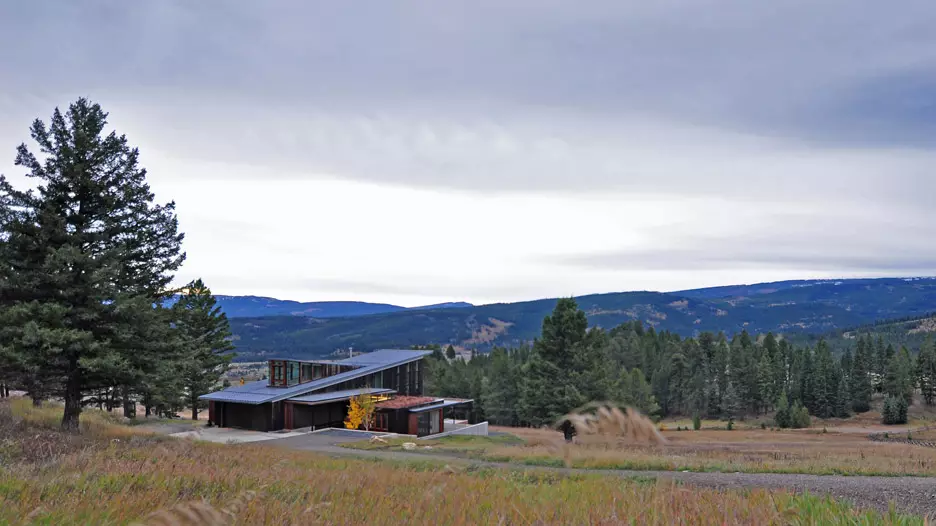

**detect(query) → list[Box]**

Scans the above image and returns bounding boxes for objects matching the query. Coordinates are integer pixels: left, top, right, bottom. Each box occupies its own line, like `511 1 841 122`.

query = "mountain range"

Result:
182 296 473 318
220 277 936 360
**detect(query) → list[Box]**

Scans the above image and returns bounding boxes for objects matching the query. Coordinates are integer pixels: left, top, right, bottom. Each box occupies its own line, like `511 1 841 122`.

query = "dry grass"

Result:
479 426 936 476
0 399 925 525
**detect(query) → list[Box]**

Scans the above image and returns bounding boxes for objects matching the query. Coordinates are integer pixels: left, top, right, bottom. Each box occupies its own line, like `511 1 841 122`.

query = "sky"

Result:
1 1 936 306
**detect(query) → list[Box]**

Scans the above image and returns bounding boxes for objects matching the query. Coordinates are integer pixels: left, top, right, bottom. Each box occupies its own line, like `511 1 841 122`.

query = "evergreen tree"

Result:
774 391 791 428
0 100 185 430
721 379 741 420
445 345 456 360
884 348 913 405
917 337 936 406
834 372 850 418
173 279 235 420
518 298 586 426
480 348 520 426
755 352 774 414
616 368 659 416
882 395 908 425
850 337 873 413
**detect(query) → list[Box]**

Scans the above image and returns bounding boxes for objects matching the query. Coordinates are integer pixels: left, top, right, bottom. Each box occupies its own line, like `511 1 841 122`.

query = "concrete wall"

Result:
418 422 488 440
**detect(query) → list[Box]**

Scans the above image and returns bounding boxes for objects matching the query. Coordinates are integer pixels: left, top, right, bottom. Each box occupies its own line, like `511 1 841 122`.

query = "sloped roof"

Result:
288 388 395 405
200 349 431 405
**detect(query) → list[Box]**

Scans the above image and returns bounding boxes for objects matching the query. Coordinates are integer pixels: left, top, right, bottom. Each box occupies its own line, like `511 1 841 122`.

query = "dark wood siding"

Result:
221 402 272 431
292 401 348 430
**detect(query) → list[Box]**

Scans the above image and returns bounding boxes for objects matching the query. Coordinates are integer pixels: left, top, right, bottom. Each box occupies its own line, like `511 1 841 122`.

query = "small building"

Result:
199 349 473 436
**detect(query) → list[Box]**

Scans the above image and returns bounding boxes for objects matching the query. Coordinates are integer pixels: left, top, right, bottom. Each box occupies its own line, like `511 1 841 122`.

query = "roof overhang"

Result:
286 388 396 406
408 399 474 413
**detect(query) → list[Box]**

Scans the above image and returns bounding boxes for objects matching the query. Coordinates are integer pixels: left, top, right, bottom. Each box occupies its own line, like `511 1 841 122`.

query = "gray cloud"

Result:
3 1 936 298
556 211 936 274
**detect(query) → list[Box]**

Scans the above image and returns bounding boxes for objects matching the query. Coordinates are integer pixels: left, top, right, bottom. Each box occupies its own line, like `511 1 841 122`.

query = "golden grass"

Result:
475 426 936 476
0 399 926 525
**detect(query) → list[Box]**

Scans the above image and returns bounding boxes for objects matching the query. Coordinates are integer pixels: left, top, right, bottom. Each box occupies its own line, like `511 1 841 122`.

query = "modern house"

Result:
200 349 473 436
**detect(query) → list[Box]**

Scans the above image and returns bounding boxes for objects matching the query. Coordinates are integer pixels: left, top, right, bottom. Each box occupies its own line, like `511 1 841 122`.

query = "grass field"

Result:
345 425 936 477
0 398 926 525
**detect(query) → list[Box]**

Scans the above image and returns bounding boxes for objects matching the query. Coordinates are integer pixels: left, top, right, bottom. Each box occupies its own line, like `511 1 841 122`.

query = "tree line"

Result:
425 298 936 427
0 100 234 429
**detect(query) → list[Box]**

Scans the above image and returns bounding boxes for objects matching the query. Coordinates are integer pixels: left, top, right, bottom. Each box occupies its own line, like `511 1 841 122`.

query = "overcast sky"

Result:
2 1 935 306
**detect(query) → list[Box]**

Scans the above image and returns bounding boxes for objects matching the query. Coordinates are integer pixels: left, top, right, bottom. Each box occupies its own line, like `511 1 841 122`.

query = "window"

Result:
270 361 286 387
287 362 300 386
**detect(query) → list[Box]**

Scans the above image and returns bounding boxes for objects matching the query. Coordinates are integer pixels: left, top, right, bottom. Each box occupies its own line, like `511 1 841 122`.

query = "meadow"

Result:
346 424 936 477
0 398 927 525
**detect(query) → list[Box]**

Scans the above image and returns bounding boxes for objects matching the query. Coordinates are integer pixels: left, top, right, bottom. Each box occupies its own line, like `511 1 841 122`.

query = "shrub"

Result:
760 422 767 430
726 418 734 431
692 413 701 431
882 396 908 425
790 401 811 429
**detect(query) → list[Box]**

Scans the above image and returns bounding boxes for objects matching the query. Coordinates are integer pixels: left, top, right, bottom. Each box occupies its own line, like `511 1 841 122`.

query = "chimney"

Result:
349 346 353 359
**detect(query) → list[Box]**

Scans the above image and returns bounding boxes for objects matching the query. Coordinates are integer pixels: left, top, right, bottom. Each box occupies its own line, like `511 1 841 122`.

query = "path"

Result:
261 431 936 518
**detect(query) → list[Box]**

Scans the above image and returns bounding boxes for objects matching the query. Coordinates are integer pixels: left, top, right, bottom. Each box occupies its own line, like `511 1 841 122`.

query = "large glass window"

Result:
270 361 286 387
287 362 300 386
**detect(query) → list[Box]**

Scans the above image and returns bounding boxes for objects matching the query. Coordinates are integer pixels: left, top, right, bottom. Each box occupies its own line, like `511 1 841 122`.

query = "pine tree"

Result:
445 345 456 360
774 391 791 428
0 99 185 430
518 298 586 426
917 337 936 406
480 348 520 426
834 372 850 418
722 379 741 420
850 338 873 413
755 352 774 414
173 279 235 420
573 328 614 403
884 348 913 405
813 341 836 418
617 368 659 416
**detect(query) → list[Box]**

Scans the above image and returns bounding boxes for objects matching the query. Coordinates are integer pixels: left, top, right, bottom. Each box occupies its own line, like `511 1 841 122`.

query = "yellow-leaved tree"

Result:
344 394 376 430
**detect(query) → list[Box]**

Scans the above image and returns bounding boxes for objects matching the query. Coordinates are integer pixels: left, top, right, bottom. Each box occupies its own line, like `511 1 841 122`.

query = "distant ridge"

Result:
225 277 936 360
166 295 474 319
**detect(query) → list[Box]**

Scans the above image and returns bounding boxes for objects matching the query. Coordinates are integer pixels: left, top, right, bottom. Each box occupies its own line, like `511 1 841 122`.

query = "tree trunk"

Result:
122 386 136 419
191 396 199 421
31 395 42 407
145 405 152 418
62 366 81 432
2 385 7 398
0 384 5 398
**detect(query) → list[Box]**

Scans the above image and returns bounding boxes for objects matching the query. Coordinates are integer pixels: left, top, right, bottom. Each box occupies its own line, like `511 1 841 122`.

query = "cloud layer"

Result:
1 1 935 303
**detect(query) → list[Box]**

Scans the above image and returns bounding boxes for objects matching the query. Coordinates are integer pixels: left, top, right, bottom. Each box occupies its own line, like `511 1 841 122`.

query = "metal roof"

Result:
288 388 395 405
200 349 431 405
408 399 474 413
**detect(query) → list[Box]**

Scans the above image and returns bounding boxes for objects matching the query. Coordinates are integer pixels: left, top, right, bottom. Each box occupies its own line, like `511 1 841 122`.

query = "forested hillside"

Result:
229 278 936 360
425 299 936 427
164 296 473 318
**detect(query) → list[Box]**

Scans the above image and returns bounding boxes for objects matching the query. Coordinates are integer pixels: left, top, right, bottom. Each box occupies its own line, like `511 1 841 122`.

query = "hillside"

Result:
168 296 473 318
792 312 936 354
227 277 936 360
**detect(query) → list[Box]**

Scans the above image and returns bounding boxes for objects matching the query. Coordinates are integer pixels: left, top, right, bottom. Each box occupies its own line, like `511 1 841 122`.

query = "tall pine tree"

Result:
0 99 184 430
518 298 585 426
173 279 235 420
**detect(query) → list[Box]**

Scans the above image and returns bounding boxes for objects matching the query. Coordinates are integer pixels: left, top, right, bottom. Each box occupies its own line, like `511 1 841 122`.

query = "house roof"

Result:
200 349 431 405
287 388 396 405
375 395 439 410
408 399 474 413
